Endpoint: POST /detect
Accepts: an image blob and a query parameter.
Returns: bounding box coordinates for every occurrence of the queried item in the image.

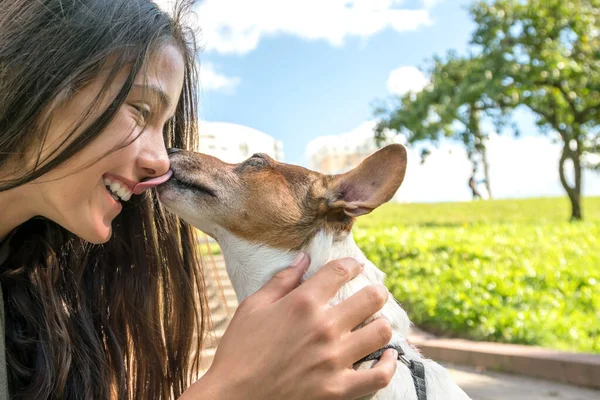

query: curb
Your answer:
[408,334,600,390]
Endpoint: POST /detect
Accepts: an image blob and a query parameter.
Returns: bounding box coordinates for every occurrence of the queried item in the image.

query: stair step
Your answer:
[199,347,217,371]
[203,328,227,348]
[196,254,242,375]
[211,314,231,330]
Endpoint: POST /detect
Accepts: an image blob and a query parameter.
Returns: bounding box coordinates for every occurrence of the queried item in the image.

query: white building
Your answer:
[306,121,405,201]
[197,121,284,163]
[306,121,400,174]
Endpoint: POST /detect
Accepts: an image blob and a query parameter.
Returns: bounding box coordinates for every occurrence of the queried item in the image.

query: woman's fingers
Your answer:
[340,317,393,366]
[297,257,363,304]
[344,349,398,399]
[197,254,400,400]
[330,283,389,332]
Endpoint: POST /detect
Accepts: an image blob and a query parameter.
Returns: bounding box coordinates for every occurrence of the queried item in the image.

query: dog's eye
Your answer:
[236,154,269,172]
[245,156,267,167]
[249,153,271,164]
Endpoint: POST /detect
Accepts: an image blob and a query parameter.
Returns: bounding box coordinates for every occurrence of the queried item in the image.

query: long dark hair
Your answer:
[0,1,208,398]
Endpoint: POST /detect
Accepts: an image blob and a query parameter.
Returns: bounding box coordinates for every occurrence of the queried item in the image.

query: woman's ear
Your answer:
[327,144,407,217]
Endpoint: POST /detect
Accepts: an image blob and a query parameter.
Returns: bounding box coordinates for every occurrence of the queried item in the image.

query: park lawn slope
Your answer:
[354,197,600,353]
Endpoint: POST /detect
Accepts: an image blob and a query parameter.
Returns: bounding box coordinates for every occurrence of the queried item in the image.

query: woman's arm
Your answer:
[181,255,397,400]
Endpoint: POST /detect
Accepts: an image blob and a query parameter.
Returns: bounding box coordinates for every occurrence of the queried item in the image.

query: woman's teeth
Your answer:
[103,177,132,202]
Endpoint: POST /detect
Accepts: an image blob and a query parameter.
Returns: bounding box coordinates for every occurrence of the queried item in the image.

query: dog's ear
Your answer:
[327,144,407,217]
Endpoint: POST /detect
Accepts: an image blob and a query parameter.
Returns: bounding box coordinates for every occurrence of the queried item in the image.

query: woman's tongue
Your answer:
[133,170,173,195]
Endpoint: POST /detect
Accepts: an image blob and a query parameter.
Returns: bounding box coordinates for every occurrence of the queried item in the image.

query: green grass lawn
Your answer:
[354,197,600,354]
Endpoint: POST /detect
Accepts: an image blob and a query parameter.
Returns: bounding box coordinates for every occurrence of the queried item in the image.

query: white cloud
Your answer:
[199,62,240,93]
[386,66,429,96]
[156,0,433,55]
[422,0,446,9]
[153,0,177,12]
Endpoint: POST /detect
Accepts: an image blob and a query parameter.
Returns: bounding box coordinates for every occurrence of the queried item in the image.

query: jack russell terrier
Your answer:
[157,144,471,400]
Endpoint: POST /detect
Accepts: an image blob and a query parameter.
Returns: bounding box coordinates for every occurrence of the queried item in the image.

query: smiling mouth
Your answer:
[171,176,217,198]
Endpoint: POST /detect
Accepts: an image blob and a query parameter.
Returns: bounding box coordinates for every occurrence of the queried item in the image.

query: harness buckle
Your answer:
[398,354,412,367]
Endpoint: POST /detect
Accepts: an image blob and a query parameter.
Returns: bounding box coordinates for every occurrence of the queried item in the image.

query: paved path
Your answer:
[446,363,599,400]
[200,252,600,399]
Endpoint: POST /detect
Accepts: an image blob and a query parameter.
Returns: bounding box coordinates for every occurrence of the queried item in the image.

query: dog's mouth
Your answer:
[170,174,217,198]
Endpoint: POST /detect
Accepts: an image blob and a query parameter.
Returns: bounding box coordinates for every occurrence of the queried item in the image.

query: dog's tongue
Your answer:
[133,170,173,195]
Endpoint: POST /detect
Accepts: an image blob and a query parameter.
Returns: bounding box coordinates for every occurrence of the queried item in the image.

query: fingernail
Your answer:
[391,349,399,359]
[291,252,306,267]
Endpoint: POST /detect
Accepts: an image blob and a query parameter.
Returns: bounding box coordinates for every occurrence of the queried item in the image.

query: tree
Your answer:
[374,52,511,199]
[471,0,600,220]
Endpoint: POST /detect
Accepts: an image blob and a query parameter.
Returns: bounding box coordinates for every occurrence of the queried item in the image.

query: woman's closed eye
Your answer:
[130,103,152,124]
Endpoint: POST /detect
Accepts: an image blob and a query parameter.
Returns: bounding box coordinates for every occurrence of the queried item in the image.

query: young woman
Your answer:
[0,1,397,399]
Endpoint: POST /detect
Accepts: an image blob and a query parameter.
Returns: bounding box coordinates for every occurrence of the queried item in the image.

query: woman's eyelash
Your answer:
[131,104,151,121]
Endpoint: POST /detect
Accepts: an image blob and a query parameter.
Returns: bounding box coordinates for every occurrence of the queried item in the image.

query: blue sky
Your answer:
[155,0,599,202]
[196,0,474,165]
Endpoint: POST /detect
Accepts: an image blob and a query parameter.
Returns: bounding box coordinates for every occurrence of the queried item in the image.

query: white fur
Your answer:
[212,227,472,400]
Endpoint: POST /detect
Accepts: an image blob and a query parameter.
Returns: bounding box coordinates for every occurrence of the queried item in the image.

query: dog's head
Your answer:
[158,144,407,250]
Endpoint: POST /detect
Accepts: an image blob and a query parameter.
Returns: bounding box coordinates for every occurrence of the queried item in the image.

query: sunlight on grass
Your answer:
[355,197,600,353]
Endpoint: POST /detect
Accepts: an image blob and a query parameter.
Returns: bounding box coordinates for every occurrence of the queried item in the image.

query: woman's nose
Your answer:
[138,141,170,177]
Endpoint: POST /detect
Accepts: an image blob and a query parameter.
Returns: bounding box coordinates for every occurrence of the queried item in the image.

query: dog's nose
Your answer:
[167,148,182,155]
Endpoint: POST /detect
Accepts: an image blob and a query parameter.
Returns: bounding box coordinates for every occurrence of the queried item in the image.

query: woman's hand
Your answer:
[182,254,397,400]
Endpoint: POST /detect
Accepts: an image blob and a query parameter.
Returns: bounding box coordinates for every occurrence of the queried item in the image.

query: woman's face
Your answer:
[28,44,185,244]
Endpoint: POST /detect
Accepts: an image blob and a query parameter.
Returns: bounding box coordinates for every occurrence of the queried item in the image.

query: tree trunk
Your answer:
[558,144,583,221]
[469,107,492,199]
[481,144,492,199]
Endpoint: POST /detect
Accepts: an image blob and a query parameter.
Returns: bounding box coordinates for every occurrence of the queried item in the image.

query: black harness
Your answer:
[356,343,427,400]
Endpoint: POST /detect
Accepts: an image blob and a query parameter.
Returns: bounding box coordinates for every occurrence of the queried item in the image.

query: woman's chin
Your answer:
[83,224,113,244]
[95,227,113,244]
[79,213,115,244]
[56,192,122,244]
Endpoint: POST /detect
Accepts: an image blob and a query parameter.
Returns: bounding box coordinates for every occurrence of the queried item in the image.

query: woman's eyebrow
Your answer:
[131,83,172,110]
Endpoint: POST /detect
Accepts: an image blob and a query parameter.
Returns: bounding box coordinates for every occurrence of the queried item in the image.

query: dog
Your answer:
[158,144,471,399]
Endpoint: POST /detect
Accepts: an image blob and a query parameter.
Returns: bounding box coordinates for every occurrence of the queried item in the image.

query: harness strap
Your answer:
[410,356,427,400]
[355,343,427,400]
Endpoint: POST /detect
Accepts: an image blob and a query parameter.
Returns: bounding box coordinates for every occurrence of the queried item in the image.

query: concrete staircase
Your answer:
[198,254,238,373]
